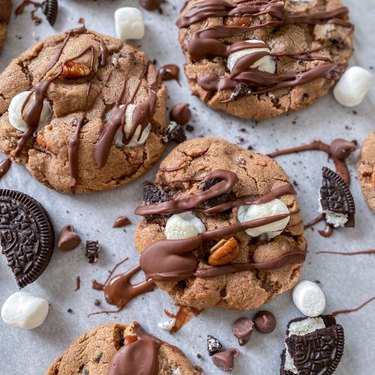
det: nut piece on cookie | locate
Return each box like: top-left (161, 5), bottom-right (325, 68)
top-left (115, 7), bottom-right (145, 40)
top-left (227, 40), bottom-right (276, 74)
top-left (237, 199), bottom-right (290, 239)
top-left (165, 212), bottom-right (206, 239)
top-left (8, 91), bottom-right (52, 133)
top-left (1, 291), bottom-right (49, 329)
top-left (333, 66), bottom-right (374, 107)
top-left (208, 237), bottom-right (240, 266)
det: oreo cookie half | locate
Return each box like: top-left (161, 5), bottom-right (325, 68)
top-left (0, 189), bottom-right (55, 288)
top-left (319, 167), bottom-right (355, 227)
top-left (280, 315), bottom-right (345, 375)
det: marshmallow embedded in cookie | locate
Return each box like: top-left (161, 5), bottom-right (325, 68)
top-left (292, 280), bottom-right (326, 317)
top-left (227, 40), bottom-right (276, 74)
top-left (333, 66), bottom-right (374, 107)
top-left (237, 199), bottom-right (290, 239)
top-left (115, 104), bottom-right (151, 148)
top-left (165, 212), bottom-right (206, 239)
top-left (114, 7), bottom-right (145, 40)
top-left (8, 91), bottom-right (52, 133)
top-left (1, 291), bottom-right (49, 329)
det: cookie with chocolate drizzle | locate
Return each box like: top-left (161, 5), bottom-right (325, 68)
top-left (0, 0), bottom-right (11, 48)
top-left (177, 0), bottom-right (354, 120)
top-left (45, 321), bottom-right (202, 375)
top-left (134, 138), bottom-right (306, 310)
top-left (0, 27), bottom-right (167, 193)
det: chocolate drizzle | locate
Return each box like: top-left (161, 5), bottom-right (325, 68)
top-left (331, 296), bottom-right (375, 317)
top-left (318, 249), bottom-right (375, 256)
top-left (0, 158), bottom-right (11, 179)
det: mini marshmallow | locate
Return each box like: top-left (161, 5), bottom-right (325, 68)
top-left (333, 66), bottom-right (374, 107)
top-left (115, 104), bottom-right (151, 148)
top-left (157, 318), bottom-right (176, 332)
top-left (292, 280), bottom-right (326, 317)
top-left (8, 91), bottom-right (52, 133)
top-left (227, 40), bottom-right (276, 74)
top-left (165, 212), bottom-right (206, 240)
top-left (237, 199), bottom-right (290, 239)
top-left (115, 7), bottom-right (145, 40)
top-left (1, 291), bottom-right (49, 329)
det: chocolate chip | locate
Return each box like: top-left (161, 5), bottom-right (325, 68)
top-left (207, 335), bottom-right (223, 356)
top-left (169, 103), bottom-right (191, 126)
top-left (143, 181), bottom-right (170, 205)
top-left (212, 349), bottom-right (240, 372)
top-left (253, 310), bottom-right (277, 333)
top-left (58, 225), bottom-right (81, 251)
top-left (0, 189), bottom-right (55, 288)
top-left (163, 122), bottom-right (187, 144)
top-left (112, 216), bottom-right (131, 228)
top-left (85, 241), bottom-right (100, 264)
top-left (232, 317), bottom-right (254, 346)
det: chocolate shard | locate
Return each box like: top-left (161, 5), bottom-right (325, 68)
top-left (320, 167), bottom-right (355, 227)
top-left (0, 189), bottom-right (55, 288)
top-left (41, 0), bottom-right (58, 26)
top-left (143, 181), bottom-right (170, 206)
top-left (86, 240), bottom-right (100, 264)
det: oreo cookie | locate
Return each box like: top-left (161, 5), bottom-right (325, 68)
top-left (280, 315), bottom-right (344, 375)
top-left (201, 178), bottom-right (231, 209)
top-left (320, 167), bottom-right (355, 227)
top-left (0, 189), bottom-right (55, 288)
top-left (143, 181), bottom-right (170, 206)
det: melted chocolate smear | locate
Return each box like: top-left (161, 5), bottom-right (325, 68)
top-left (74, 275), bottom-right (81, 291)
top-left (332, 296), bottom-right (375, 317)
top-left (164, 306), bottom-right (202, 334)
top-left (0, 158), bottom-right (11, 179)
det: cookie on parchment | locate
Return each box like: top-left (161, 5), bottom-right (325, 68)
top-left (358, 132), bottom-right (375, 213)
top-left (0, 27), bottom-right (167, 193)
top-left (45, 321), bottom-right (202, 375)
top-left (177, 0), bottom-right (354, 120)
top-left (0, 0), bottom-right (11, 48)
top-left (134, 138), bottom-right (306, 310)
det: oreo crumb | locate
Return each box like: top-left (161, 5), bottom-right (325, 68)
top-left (207, 335), bottom-right (223, 356)
top-left (143, 181), bottom-right (170, 205)
top-left (163, 122), bottom-right (186, 143)
top-left (85, 241), bottom-right (100, 264)
top-left (67, 308), bottom-right (73, 314)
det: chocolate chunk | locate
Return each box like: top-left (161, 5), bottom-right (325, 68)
top-left (201, 178), bottom-right (231, 208)
top-left (253, 310), bottom-right (276, 333)
top-left (207, 335), bottom-right (223, 356)
top-left (170, 103), bottom-right (191, 126)
top-left (143, 181), bottom-right (170, 205)
top-left (85, 241), bottom-right (100, 263)
top-left (320, 167), bottom-right (355, 227)
top-left (232, 317), bottom-right (254, 346)
top-left (0, 189), bottom-right (55, 288)
top-left (58, 225), bottom-right (81, 251)
top-left (41, 0), bottom-right (58, 26)
top-left (212, 349), bottom-right (240, 372)
top-left (164, 122), bottom-right (187, 144)
top-left (112, 216), bottom-right (131, 228)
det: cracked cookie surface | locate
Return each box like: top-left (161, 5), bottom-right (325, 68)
top-left (45, 322), bottom-right (201, 375)
top-left (0, 28), bottom-right (167, 193)
top-left (135, 138), bottom-right (306, 310)
top-left (177, 0), bottom-right (353, 120)
top-left (358, 132), bottom-right (375, 213)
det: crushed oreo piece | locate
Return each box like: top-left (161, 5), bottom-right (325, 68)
top-left (202, 178), bottom-right (231, 208)
top-left (95, 353), bottom-right (103, 363)
top-left (207, 335), bottom-right (223, 356)
top-left (143, 181), bottom-right (170, 205)
top-left (41, 0), bottom-right (58, 26)
top-left (85, 241), bottom-right (100, 264)
top-left (319, 167), bottom-right (355, 228)
top-left (229, 82), bottom-right (252, 101)
top-left (232, 317), bottom-right (254, 346)
top-left (163, 121), bottom-right (187, 144)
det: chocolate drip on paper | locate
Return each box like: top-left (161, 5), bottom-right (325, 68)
top-left (139, 0), bottom-right (161, 11)
top-left (109, 322), bottom-right (159, 375)
top-left (318, 249), bottom-right (375, 256)
top-left (112, 216), bottom-right (131, 228)
top-left (318, 224), bottom-right (334, 238)
top-left (0, 158), bottom-right (11, 179)
top-left (332, 296), bottom-right (375, 317)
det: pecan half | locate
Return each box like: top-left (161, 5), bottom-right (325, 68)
top-left (61, 61), bottom-right (91, 79)
top-left (208, 237), bottom-right (240, 266)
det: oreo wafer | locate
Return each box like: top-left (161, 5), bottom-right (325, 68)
top-left (320, 167), bottom-right (355, 227)
top-left (0, 189), bottom-right (55, 288)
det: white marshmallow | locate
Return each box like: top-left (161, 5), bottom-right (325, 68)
top-left (292, 280), bottom-right (326, 317)
top-left (115, 104), bottom-right (151, 148)
top-left (333, 66), bottom-right (374, 107)
top-left (8, 91), bottom-right (52, 133)
top-left (227, 40), bottom-right (276, 74)
top-left (165, 212), bottom-right (206, 240)
top-left (1, 292), bottom-right (49, 329)
top-left (237, 199), bottom-right (290, 239)
top-left (157, 318), bottom-right (176, 332)
top-left (115, 7), bottom-right (145, 40)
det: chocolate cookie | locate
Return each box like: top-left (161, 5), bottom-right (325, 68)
top-left (0, 27), bottom-right (167, 193)
top-left (177, 0), bottom-right (354, 120)
top-left (358, 132), bottom-right (375, 213)
top-left (134, 138), bottom-right (306, 310)
top-left (45, 321), bottom-right (202, 375)
top-left (0, 0), bottom-right (11, 48)
top-left (0, 189), bottom-right (55, 288)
